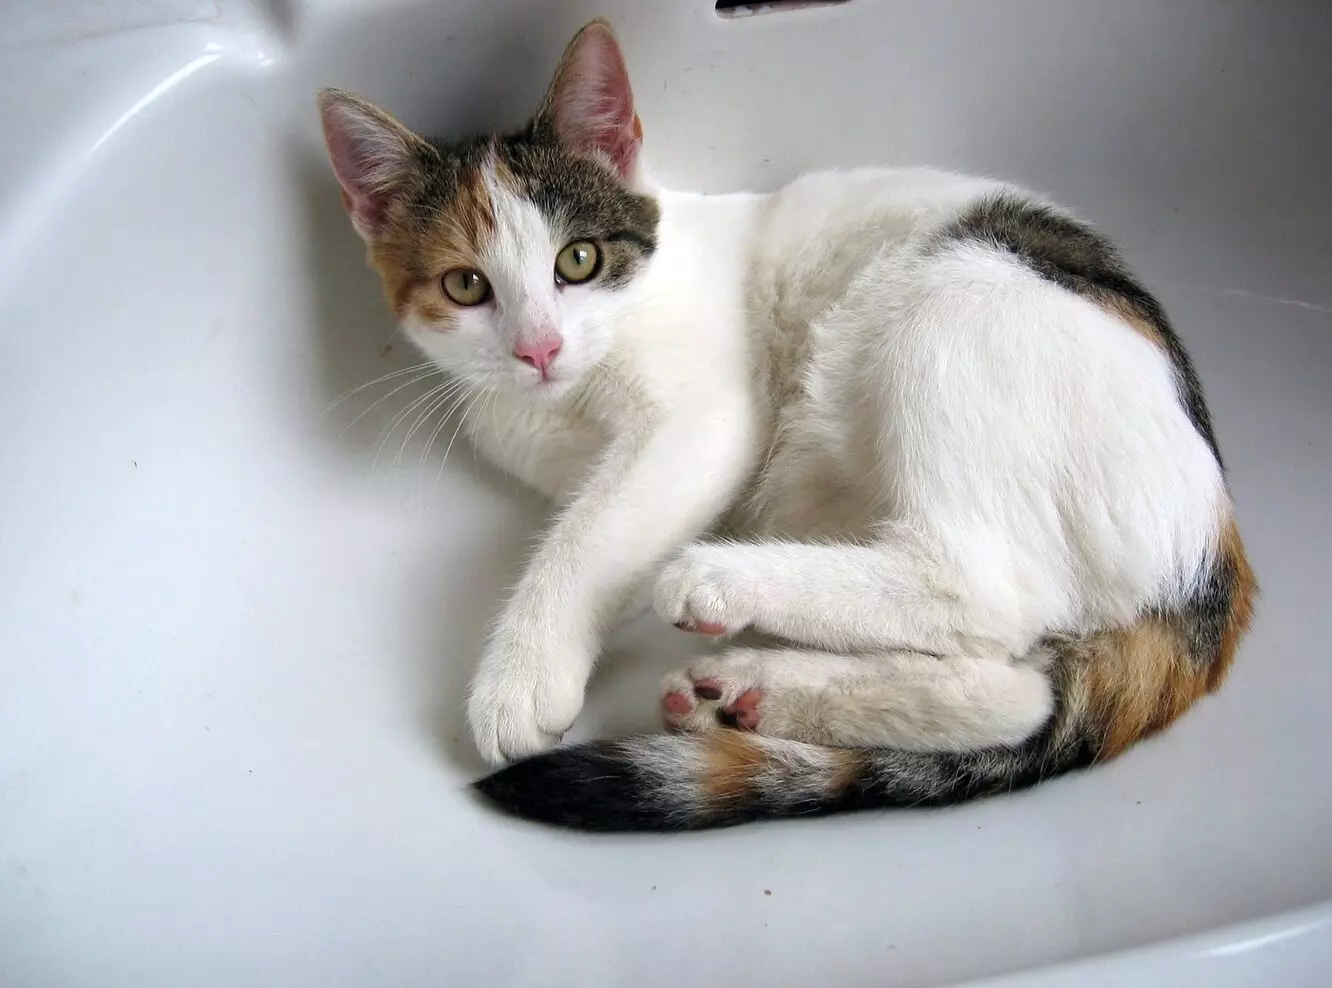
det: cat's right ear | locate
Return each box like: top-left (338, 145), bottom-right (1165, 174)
top-left (318, 89), bottom-right (429, 240)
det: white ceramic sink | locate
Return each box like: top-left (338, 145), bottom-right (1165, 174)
top-left (3, 2), bottom-right (1331, 985)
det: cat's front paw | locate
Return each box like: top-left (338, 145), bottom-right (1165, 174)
top-left (467, 632), bottom-right (589, 766)
top-left (654, 545), bottom-right (761, 637)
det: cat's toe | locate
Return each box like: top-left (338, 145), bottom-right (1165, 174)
top-left (719, 689), bottom-right (763, 731)
top-left (672, 619), bottom-right (731, 636)
top-left (661, 660), bottom-right (764, 733)
top-left (662, 689), bottom-right (694, 716)
top-left (660, 669), bottom-right (704, 730)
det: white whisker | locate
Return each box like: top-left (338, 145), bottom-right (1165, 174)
top-left (323, 360), bottom-right (438, 413)
top-left (436, 388), bottom-right (488, 486)
top-left (415, 384), bottom-right (480, 500)
top-left (335, 369), bottom-right (444, 439)
top-left (371, 379), bottom-right (463, 472)
top-left (396, 381), bottom-right (467, 464)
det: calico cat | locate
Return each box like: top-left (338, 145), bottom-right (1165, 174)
top-left (319, 19), bottom-right (1254, 830)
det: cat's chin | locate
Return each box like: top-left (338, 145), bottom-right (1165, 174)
top-left (522, 374), bottom-right (580, 403)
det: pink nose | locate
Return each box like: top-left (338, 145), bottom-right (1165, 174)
top-left (513, 336), bottom-right (562, 377)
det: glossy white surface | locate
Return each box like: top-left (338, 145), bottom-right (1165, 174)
top-left (2, 2), bottom-right (1330, 985)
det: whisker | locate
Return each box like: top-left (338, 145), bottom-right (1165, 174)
top-left (436, 388), bottom-right (488, 486)
top-left (323, 361), bottom-right (438, 413)
top-left (371, 379), bottom-right (462, 472)
top-left (474, 391), bottom-right (498, 479)
top-left (335, 369), bottom-right (444, 439)
top-left (396, 381), bottom-right (466, 464)
top-left (414, 384), bottom-right (479, 503)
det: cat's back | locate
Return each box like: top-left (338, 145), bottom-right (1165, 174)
top-left (746, 168), bottom-right (1002, 319)
top-left (740, 168), bottom-right (1014, 381)
top-left (743, 165), bottom-right (1226, 626)
top-left (760, 166), bottom-right (1002, 243)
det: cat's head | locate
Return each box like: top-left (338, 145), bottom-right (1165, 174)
top-left (318, 20), bottom-right (657, 400)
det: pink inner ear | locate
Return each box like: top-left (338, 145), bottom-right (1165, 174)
top-left (323, 125), bottom-right (377, 230)
top-left (320, 97), bottom-right (409, 236)
top-left (550, 27), bottom-right (642, 180)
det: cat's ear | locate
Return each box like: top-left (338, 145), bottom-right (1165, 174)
top-left (318, 89), bottom-right (430, 240)
top-left (537, 20), bottom-right (643, 183)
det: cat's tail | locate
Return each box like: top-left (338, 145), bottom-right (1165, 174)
top-left (468, 648), bottom-right (1186, 830)
top-left (471, 685), bottom-right (1090, 832)
top-left (473, 545), bottom-right (1255, 831)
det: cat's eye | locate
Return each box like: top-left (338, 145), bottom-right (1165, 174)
top-left (442, 268), bottom-right (491, 306)
top-left (555, 241), bottom-right (601, 284)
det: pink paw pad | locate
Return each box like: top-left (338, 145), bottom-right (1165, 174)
top-left (662, 690), bottom-right (694, 716)
top-left (720, 689), bottom-right (762, 731)
top-left (673, 619), bottom-right (729, 637)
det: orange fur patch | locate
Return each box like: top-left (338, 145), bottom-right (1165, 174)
top-left (700, 732), bottom-right (863, 805)
top-left (829, 748), bottom-right (870, 792)
top-left (1082, 617), bottom-right (1200, 759)
top-left (370, 239), bottom-right (423, 320)
top-left (415, 301), bottom-right (447, 324)
top-left (371, 151), bottom-right (500, 323)
top-left (1076, 507), bottom-right (1256, 759)
top-left (701, 732), bottom-right (768, 801)
top-left (444, 155), bottom-right (497, 249)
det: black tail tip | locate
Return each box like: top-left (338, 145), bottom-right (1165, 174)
top-left (472, 740), bottom-right (684, 832)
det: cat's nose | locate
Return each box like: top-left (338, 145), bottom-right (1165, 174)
top-left (513, 336), bottom-right (563, 378)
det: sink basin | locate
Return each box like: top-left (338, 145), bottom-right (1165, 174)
top-left (3, 2), bottom-right (1330, 985)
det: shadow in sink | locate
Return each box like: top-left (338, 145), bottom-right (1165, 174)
top-left (286, 137), bottom-right (519, 771)
top-left (288, 142), bottom-right (429, 457)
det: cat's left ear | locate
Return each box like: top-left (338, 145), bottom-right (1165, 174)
top-left (538, 20), bottom-right (644, 184)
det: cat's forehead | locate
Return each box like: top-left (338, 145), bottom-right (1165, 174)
top-left (420, 130), bottom-right (655, 246)
top-left (488, 131), bottom-right (650, 238)
top-left (396, 127), bottom-right (659, 291)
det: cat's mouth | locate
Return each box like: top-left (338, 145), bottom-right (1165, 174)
top-left (525, 371), bottom-right (574, 400)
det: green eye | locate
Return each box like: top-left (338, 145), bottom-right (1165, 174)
top-left (442, 268), bottom-right (491, 306)
top-left (555, 241), bottom-right (601, 284)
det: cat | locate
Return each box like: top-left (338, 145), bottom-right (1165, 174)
top-left (318, 19), bottom-right (1255, 831)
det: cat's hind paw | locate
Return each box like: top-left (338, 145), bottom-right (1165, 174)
top-left (660, 658), bottom-right (765, 733)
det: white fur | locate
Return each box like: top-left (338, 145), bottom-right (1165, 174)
top-left (399, 167), bottom-right (1222, 765)
top-left (661, 648), bottom-right (1054, 750)
top-left (446, 179), bottom-right (764, 762)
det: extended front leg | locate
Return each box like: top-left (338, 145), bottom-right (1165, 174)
top-left (655, 534), bottom-right (1037, 658)
top-left (468, 404), bottom-right (755, 764)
